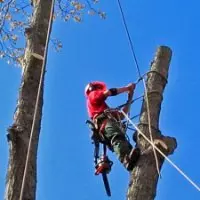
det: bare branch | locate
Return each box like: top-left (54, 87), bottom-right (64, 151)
top-left (0, 0), bottom-right (105, 65)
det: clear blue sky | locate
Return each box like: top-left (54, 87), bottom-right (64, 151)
top-left (0, 0), bottom-right (200, 199)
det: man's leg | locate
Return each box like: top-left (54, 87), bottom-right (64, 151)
top-left (103, 120), bottom-right (140, 171)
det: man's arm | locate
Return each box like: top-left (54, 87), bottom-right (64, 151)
top-left (121, 88), bottom-right (134, 118)
top-left (103, 83), bottom-right (135, 98)
top-left (103, 83), bottom-right (135, 119)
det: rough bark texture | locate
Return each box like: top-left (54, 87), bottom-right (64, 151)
top-left (127, 46), bottom-right (177, 200)
top-left (4, 1), bottom-right (53, 200)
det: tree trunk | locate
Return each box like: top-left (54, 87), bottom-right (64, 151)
top-left (127, 46), bottom-right (177, 200)
top-left (5, 1), bottom-right (53, 200)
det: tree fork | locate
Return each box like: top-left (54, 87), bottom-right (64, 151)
top-left (5, 1), bottom-right (53, 200)
top-left (127, 46), bottom-right (177, 200)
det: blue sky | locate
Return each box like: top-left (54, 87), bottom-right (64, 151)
top-left (0, 0), bottom-right (200, 199)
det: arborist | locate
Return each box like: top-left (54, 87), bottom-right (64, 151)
top-left (85, 81), bottom-right (140, 171)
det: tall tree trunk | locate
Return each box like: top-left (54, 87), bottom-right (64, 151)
top-left (127, 46), bottom-right (177, 200)
top-left (5, 1), bottom-right (53, 200)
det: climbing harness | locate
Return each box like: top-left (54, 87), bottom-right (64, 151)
top-left (86, 120), bottom-right (113, 196)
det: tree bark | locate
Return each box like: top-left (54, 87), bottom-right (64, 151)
top-left (5, 1), bottom-right (53, 200)
top-left (127, 46), bottom-right (177, 200)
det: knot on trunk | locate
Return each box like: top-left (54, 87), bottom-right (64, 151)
top-left (133, 129), bottom-right (177, 157)
top-left (161, 136), bottom-right (177, 155)
top-left (7, 124), bottom-right (24, 143)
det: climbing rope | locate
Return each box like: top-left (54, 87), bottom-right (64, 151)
top-left (121, 111), bottom-right (200, 192)
top-left (116, 0), bottom-right (141, 77)
top-left (116, 95), bottom-right (144, 110)
top-left (19, 0), bottom-right (55, 200)
top-left (116, 0), bottom-right (160, 176)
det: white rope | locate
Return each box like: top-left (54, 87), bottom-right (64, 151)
top-left (142, 78), bottom-right (161, 177)
top-left (19, 0), bottom-right (55, 199)
top-left (121, 110), bottom-right (200, 192)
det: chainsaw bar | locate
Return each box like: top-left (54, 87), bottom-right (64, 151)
top-left (102, 172), bottom-right (111, 196)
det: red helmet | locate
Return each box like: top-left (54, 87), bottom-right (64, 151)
top-left (85, 81), bottom-right (107, 96)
